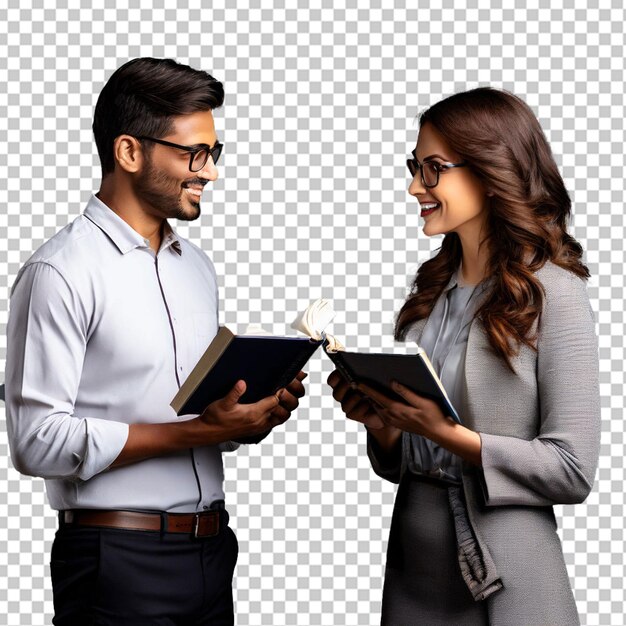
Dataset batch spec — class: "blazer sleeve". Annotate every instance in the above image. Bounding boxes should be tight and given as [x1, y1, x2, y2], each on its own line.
[478, 269, 601, 506]
[367, 430, 402, 484]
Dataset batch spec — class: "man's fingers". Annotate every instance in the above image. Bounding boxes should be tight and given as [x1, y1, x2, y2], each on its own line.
[269, 405, 290, 422]
[295, 370, 308, 382]
[253, 389, 282, 415]
[268, 403, 293, 428]
[278, 389, 299, 412]
[221, 380, 247, 409]
[286, 380, 305, 398]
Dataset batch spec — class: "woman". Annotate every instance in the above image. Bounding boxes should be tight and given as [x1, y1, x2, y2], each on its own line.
[328, 88, 600, 625]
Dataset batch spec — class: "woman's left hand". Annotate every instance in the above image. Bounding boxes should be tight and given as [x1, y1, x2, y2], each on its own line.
[356, 380, 454, 440]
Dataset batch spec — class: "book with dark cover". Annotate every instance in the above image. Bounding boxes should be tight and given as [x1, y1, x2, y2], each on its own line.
[324, 344, 460, 423]
[171, 327, 323, 415]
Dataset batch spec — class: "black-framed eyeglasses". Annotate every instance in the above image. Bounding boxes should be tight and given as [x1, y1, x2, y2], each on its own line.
[407, 150, 467, 188]
[135, 136, 223, 172]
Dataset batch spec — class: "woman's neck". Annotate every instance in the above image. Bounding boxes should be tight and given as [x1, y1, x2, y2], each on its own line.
[458, 236, 490, 285]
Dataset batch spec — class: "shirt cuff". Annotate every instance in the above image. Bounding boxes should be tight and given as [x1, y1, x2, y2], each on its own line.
[78, 418, 130, 482]
[366, 429, 402, 483]
[218, 440, 241, 452]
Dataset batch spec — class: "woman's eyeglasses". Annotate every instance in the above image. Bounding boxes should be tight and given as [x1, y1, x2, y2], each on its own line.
[407, 150, 467, 188]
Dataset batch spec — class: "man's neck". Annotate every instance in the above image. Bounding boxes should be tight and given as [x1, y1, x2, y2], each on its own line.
[97, 179, 164, 253]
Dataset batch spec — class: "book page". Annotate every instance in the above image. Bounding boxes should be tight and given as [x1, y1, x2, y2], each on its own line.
[291, 298, 345, 351]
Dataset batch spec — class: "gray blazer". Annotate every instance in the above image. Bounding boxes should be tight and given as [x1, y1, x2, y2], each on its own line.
[370, 261, 601, 625]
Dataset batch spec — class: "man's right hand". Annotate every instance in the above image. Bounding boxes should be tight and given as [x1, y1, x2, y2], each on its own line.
[197, 380, 285, 441]
[111, 381, 284, 469]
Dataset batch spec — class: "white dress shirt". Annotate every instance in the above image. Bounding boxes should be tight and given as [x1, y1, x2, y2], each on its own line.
[5, 195, 235, 512]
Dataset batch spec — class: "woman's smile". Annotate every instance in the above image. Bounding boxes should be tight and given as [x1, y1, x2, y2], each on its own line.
[420, 202, 441, 217]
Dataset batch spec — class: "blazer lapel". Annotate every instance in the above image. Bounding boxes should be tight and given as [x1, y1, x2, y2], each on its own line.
[463, 319, 489, 430]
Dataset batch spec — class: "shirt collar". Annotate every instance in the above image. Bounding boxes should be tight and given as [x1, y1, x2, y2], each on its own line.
[443, 269, 460, 293]
[442, 265, 464, 293]
[443, 263, 493, 293]
[443, 264, 493, 295]
[160, 222, 183, 256]
[83, 194, 182, 256]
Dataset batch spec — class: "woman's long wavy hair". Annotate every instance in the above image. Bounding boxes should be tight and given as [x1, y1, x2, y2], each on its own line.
[395, 87, 589, 371]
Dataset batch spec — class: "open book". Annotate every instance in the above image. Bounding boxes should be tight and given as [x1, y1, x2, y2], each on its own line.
[323, 341, 460, 423]
[171, 299, 337, 416]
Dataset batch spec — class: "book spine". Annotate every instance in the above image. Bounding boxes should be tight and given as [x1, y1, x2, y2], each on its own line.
[274, 341, 322, 391]
[328, 353, 355, 386]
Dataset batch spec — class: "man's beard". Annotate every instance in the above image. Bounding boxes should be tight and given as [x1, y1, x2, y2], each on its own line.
[134, 157, 202, 222]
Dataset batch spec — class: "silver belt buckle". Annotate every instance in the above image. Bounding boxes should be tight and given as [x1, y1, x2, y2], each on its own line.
[192, 513, 201, 539]
[192, 512, 220, 538]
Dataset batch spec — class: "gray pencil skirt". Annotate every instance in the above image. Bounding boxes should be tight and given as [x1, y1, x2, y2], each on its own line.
[381, 473, 488, 626]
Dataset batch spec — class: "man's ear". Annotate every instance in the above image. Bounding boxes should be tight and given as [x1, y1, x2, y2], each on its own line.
[113, 135, 144, 173]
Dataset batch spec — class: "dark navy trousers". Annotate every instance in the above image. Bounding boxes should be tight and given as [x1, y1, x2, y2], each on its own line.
[50, 512, 238, 626]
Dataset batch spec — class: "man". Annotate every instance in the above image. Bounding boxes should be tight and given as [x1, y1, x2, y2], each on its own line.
[5, 57, 306, 625]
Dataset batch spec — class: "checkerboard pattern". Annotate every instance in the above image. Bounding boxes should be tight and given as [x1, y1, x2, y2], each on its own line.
[1, 1, 624, 624]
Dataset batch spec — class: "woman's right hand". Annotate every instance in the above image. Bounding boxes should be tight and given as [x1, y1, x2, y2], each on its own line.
[327, 370, 402, 451]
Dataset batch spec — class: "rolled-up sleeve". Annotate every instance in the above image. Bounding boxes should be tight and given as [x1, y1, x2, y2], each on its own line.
[479, 271, 601, 506]
[5, 262, 129, 481]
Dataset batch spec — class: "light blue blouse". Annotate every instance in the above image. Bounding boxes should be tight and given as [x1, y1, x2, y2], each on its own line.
[404, 268, 490, 483]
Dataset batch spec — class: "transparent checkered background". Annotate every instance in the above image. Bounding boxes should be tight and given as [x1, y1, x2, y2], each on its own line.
[0, 1, 624, 624]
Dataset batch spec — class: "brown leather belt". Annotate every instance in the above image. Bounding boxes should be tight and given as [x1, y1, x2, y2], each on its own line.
[60, 509, 220, 538]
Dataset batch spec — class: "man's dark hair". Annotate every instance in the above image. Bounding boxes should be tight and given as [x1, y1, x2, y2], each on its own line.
[93, 58, 224, 176]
